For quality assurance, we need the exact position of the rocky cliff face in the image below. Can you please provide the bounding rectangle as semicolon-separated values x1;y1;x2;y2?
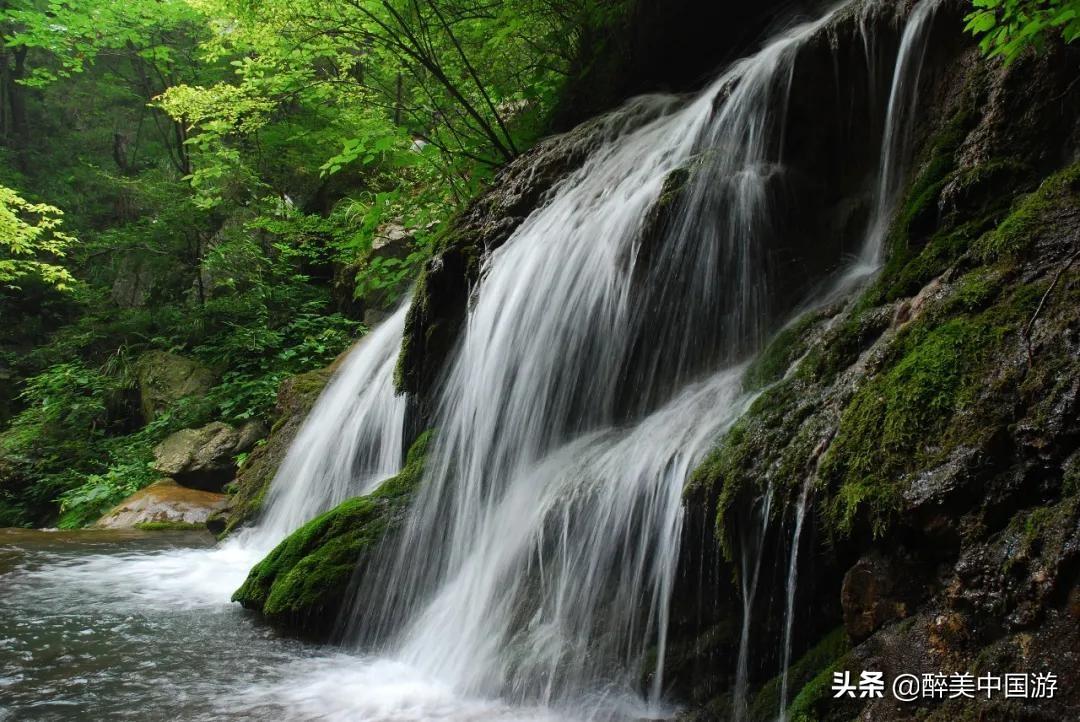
672;8;1080;720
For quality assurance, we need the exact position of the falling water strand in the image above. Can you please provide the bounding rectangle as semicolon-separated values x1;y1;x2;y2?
852;0;941;277
767;1;943;715
733;486;775;722
777;479;812;722
237;302;409;549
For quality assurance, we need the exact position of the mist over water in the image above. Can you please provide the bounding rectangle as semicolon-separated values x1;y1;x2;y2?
2;1;943;719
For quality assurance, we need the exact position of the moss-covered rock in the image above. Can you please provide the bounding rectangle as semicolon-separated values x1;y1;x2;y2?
232;431;431;639
135;350;216;423
151;420;265;492
678;29;1080;721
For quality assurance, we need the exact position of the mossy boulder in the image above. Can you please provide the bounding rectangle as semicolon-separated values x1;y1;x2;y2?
152;420;265;492
232;431;431;639
135;351;216;423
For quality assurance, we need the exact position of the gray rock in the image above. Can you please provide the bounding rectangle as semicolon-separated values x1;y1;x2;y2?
152;421;266;491
841;552;921;643
136;351;216;423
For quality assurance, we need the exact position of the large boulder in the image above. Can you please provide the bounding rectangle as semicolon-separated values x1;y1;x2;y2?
152;420;266;491
233;431;430;640
95;479;228;530
135;351;216;422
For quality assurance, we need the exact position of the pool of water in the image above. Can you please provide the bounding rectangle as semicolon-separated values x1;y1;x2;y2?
0;529;571;722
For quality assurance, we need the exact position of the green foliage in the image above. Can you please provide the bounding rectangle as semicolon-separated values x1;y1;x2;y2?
0;0;626;527
0;185;75;290
4;0;205;86
966;0;1080;64
0;361;124;525
198;308;362;422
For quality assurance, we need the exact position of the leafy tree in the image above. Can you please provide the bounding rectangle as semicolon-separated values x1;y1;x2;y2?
966;0;1080;63
0;184;74;289
0;0;628;526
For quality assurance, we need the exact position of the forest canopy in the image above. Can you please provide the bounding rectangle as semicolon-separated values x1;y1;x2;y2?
0;0;627;527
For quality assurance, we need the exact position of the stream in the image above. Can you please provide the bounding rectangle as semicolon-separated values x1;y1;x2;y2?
0;529;568;722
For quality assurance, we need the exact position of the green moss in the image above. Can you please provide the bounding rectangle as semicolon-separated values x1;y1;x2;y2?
1014;495;1080;563
1064;454;1080;498
743;310;829;391
133;521;205;531
233;430;432;637
820;318;991;537
786;648;860;722
880;218;986;302
972;162;1080;262
659;166;690;206
891;105;979;243
946;267;1005;314
798;307;891;385
694;375;822;560
747;627;850;721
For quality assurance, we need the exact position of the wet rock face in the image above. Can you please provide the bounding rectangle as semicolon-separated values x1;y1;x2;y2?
95;479;227;529
674;7;1080;718
841;552;922;642
152;420;266;492
135;351;216;423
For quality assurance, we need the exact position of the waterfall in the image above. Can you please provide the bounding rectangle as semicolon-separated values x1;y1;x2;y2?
337;7;855;715
239;302;409;549
240;0;938;716
733;486;775;722
776;480;811;722
10;1;964;718
850;0;941;278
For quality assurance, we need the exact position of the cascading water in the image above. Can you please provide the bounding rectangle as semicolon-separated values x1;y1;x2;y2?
8;304;412;615
733;486;775;722
343;4;891;717
847;0;941;281
239;302;409;548
768;5;941;720
777;480;811;722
